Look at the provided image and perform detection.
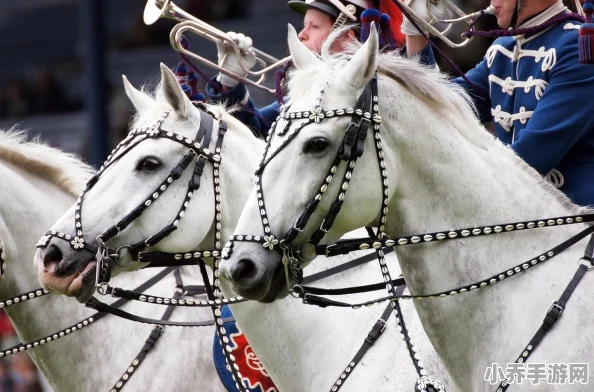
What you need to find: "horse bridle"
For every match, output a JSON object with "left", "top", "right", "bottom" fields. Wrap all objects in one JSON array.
[
  {"left": 223, "top": 76, "right": 380, "bottom": 284},
  {"left": 35, "top": 104, "right": 257, "bottom": 392},
  {"left": 221, "top": 75, "right": 445, "bottom": 392}
]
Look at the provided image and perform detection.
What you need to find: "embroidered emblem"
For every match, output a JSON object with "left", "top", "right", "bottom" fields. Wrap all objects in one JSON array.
[{"left": 229, "top": 329, "right": 278, "bottom": 392}]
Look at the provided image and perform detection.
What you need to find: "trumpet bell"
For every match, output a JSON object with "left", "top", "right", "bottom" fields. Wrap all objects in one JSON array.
[
  {"left": 143, "top": 0, "right": 291, "bottom": 95},
  {"left": 144, "top": 0, "right": 170, "bottom": 25}
]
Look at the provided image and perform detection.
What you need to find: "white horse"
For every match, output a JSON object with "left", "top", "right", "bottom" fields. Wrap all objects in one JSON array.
[
  {"left": 221, "top": 25, "right": 594, "bottom": 391},
  {"left": 0, "top": 130, "right": 227, "bottom": 391},
  {"left": 35, "top": 64, "right": 455, "bottom": 391}
]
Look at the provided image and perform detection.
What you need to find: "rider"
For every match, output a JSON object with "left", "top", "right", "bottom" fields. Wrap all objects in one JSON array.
[
  {"left": 205, "top": 0, "right": 405, "bottom": 139},
  {"left": 402, "top": 0, "right": 594, "bottom": 207}
]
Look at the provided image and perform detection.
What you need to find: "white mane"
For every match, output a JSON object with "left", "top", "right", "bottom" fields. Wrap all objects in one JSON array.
[
  {"left": 286, "top": 30, "right": 588, "bottom": 215},
  {"left": 287, "top": 28, "right": 477, "bottom": 128},
  {"left": 0, "top": 129, "right": 95, "bottom": 196}
]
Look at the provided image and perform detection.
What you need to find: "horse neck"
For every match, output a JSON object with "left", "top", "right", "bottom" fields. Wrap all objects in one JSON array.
[
  {"left": 0, "top": 161, "right": 220, "bottom": 391},
  {"left": 379, "top": 87, "right": 585, "bottom": 287},
  {"left": 379, "top": 84, "right": 590, "bottom": 388}
]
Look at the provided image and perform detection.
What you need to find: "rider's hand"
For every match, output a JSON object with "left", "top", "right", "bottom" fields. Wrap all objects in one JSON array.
[
  {"left": 401, "top": 0, "right": 447, "bottom": 36},
  {"left": 216, "top": 32, "right": 257, "bottom": 88}
]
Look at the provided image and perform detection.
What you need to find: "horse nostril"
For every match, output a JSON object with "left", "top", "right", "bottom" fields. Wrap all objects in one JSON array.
[
  {"left": 43, "top": 244, "right": 63, "bottom": 269},
  {"left": 231, "top": 259, "right": 257, "bottom": 285}
]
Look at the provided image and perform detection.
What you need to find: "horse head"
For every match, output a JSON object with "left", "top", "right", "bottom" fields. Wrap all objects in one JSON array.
[
  {"left": 36, "top": 63, "right": 261, "bottom": 302},
  {"left": 219, "top": 25, "right": 395, "bottom": 302}
]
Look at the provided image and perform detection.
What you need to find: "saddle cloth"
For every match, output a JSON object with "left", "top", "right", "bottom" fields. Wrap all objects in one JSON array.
[{"left": 213, "top": 305, "right": 279, "bottom": 392}]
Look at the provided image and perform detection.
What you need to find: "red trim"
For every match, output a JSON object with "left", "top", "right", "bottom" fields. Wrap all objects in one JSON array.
[{"left": 379, "top": 0, "right": 405, "bottom": 46}]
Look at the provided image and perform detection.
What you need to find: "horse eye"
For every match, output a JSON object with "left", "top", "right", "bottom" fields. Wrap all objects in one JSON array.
[
  {"left": 304, "top": 137, "right": 329, "bottom": 153},
  {"left": 136, "top": 157, "right": 161, "bottom": 172}
]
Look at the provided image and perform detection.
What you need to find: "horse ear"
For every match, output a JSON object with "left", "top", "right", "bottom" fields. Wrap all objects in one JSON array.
[
  {"left": 122, "top": 75, "right": 154, "bottom": 112},
  {"left": 159, "top": 62, "right": 192, "bottom": 119},
  {"left": 287, "top": 24, "right": 321, "bottom": 70},
  {"left": 341, "top": 22, "right": 379, "bottom": 91}
]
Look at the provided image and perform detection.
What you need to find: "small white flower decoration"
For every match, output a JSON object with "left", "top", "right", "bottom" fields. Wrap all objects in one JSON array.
[
  {"left": 147, "top": 124, "right": 161, "bottom": 137},
  {"left": 36, "top": 235, "right": 52, "bottom": 248},
  {"left": 262, "top": 235, "right": 278, "bottom": 250},
  {"left": 309, "top": 106, "right": 325, "bottom": 124},
  {"left": 221, "top": 242, "right": 232, "bottom": 259},
  {"left": 70, "top": 236, "right": 85, "bottom": 250}
]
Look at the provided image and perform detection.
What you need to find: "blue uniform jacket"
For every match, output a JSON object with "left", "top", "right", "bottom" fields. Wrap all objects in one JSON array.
[
  {"left": 205, "top": 46, "right": 435, "bottom": 139},
  {"left": 425, "top": 12, "right": 594, "bottom": 207},
  {"left": 205, "top": 81, "right": 280, "bottom": 139}
]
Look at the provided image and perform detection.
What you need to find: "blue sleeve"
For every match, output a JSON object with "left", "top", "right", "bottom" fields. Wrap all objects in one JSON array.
[
  {"left": 205, "top": 78, "right": 279, "bottom": 139},
  {"left": 451, "top": 58, "right": 492, "bottom": 124},
  {"left": 510, "top": 34, "right": 594, "bottom": 175}
]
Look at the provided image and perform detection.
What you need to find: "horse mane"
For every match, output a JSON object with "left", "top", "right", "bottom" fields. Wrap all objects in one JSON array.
[
  {"left": 286, "top": 29, "right": 590, "bottom": 216},
  {"left": 0, "top": 129, "right": 95, "bottom": 197},
  {"left": 286, "top": 27, "right": 478, "bottom": 128}
]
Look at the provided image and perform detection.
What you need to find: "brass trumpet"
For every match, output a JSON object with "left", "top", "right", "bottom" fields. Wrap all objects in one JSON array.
[
  {"left": 144, "top": 0, "right": 291, "bottom": 94},
  {"left": 399, "top": 0, "right": 495, "bottom": 48}
]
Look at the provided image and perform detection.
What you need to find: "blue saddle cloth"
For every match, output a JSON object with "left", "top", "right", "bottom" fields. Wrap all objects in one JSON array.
[{"left": 213, "top": 305, "right": 278, "bottom": 392}]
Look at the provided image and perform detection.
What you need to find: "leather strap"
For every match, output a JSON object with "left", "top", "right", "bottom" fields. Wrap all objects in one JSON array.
[
  {"left": 497, "top": 234, "right": 594, "bottom": 391},
  {"left": 329, "top": 282, "right": 406, "bottom": 391},
  {"left": 317, "top": 214, "right": 594, "bottom": 258},
  {"left": 301, "top": 247, "right": 394, "bottom": 285}
]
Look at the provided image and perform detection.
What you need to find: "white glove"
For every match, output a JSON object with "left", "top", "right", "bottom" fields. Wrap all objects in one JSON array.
[
  {"left": 216, "top": 32, "right": 257, "bottom": 88},
  {"left": 401, "top": 0, "right": 448, "bottom": 36}
]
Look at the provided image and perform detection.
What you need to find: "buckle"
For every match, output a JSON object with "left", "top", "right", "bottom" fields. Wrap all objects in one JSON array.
[
  {"left": 376, "top": 318, "right": 387, "bottom": 334},
  {"left": 325, "top": 244, "right": 337, "bottom": 257},
  {"left": 292, "top": 218, "right": 304, "bottom": 233},
  {"left": 577, "top": 257, "right": 594, "bottom": 270},
  {"left": 547, "top": 302, "right": 564, "bottom": 321},
  {"left": 366, "top": 319, "right": 387, "bottom": 344},
  {"left": 152, "top": 325, "right": 165, "bottom": 336},
  {"left": 96, "top": 282, "right": 110, "bottom": 296},
  {"left": 173, "top": 284, "right": 186, "bottom": 296}
]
